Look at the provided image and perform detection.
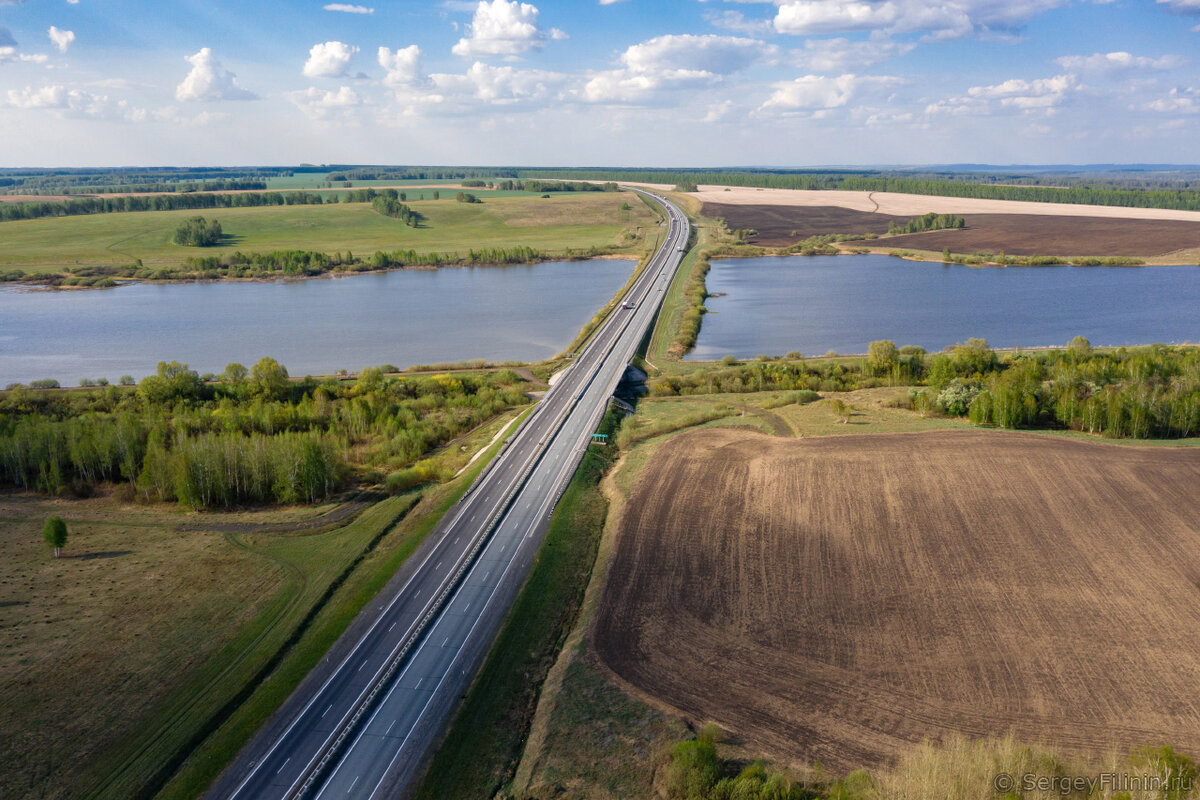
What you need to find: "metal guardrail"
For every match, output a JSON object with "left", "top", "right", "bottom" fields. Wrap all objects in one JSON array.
[{"left": 288, "top": 191, "right": 686, "bottom": 800}]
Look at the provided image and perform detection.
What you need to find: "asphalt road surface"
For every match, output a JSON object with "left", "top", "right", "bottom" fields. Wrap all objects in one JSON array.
[{"left": 207, "top": 189, "right": 689, "bottom": 800}]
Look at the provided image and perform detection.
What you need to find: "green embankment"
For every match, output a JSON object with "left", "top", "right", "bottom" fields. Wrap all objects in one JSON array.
[{"left": 412, "top": 407, "right": 622, "bottom": 800}]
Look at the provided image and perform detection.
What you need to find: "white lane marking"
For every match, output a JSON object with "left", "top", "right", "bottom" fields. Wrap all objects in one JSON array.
[
  {"left": 434, "top": 561, "right": 441, "bottom": 570},
  {"left": 443, "top": 637, "right": 450, "bottom": 647},
  {"left": 276, "top": 757, "right": 291, "bottom": 775},
  {"left": 359, "top": 661, "right": 367, "bottom": 672},
  {"left": 388, "top": 622, "right": 396, "bottom": 632},
  {"left": 321, "top": 704, "right": 332, "bottom": 718},
  {"left": 385, "top": 720, "right": 395, "bottom": 736},
  {"left": 348, "top": 775, "right": 359, "bottom": 793}
]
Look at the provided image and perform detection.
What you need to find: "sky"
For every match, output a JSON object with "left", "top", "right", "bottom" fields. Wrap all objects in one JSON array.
[{"left": 0, "top": 0, "right": 1198, "bottom": 167}]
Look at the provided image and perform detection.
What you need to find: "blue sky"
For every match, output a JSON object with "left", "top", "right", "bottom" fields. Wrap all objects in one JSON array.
[{"left": 1, "top": 0, "right": 1198, "bottom": 167}]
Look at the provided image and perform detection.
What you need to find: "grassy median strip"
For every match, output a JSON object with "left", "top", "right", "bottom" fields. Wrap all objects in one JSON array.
[{"left": 412, "top": 406, "right": 623, "bottom": 800}]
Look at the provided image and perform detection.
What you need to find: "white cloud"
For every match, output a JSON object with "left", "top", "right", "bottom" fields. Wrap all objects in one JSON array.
[
  {"left": 1157, "top": 0, "right": 1200, "bottom": 12},
  {"left": 7, "top": 84, "right": 66, "bottom": 108},
  {"left": 0, "top": 46, "right": 48, "bottom": 64},
  {"left": 928, "top": 72, "right": 1078, "bottom": 115},
  {"left": 435, "top": 61, "right": 567, "bottom": 104},
  {"left": 48, "top": 26, "right": 74, "bottom": 53},
  {"left": 598, "top": 0, "right": 629, "bottom": 4},
  {"left": 773, "top": 0, "right": 1064, "bottom": 41},
  {"left": 378, "top": 45, "right": 428, "bottom": 87},
  {"left": 6, "top": 83, "right": 145, "bottom": 120},
  {"left": 761, "top": 73, "right": 901, "bottom": 110},
  {"left": 452, "top": 0, "right": 550, "bottom": 57},
  {"left": 704, "top": 10, "right": 775, "bottom": 35},
  {"left": 584, "top": 33, "right": 773, "bottom": 103},
  {"left": 287, "top": 85, "right": 364, "bottom": 119},
  {"left": 1053, "top": 51, "right": 1183, "bottom": 73},
  {"left": 1145, "top": 86, "right": 1199, "bottom": 113},
  {"left": 967, "top": 73, "right": 1076, "bottom": 107},
  {"left": 791, "top": 34, "right": 915, "bottom": 71},
  {"left": 303, "top": 41, "right": 359, "bottom": 78},
  {"left": 175, "top": 48, "right": 257, "bottom": 101},
  {"left": 324, "top": 3, "right": 374, "bottom": 12}
]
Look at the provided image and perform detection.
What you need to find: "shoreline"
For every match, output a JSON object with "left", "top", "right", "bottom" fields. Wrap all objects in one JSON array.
[{"left": 1, "top": 253, "right": 642, "bottom": 292}]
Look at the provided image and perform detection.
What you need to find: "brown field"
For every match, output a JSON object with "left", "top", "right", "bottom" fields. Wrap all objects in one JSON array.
[
  {"left": 702, "top": 202, "right": 905, "bottom": 246},
  {"left": 885, "top": 212, "right": 1200, "bottom": 257},
  {"left": 594, "top": 428, "right": 1200, "bottom": 770},
  {"left": 702, "top": 201, "right": 1200, "bottom": 256}
]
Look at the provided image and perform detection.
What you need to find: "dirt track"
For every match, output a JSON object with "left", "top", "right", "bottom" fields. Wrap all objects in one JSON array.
[{"left": 594, "top": 429, "right": 1200, "bottom": 769}]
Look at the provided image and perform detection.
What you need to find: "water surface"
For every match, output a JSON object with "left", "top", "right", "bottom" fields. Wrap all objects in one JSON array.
[
  {"left": 1, "top": 260, "right": 632, "bottom": 385},
  {"left": 690, "top": 255, "right": 1199, "bottom": 360}
]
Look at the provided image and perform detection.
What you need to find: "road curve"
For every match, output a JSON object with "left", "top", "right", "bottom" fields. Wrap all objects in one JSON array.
[{"left": 206, "top": 189, "right": 690, "bottom": 800}]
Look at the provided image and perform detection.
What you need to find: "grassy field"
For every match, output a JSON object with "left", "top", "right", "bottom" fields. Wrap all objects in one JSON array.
[
  {"left": 0, "top": 193, "right": 656, "bottom": 274},
  {"left": 0, "top": 404, "right": 526, "bottom": 800}
]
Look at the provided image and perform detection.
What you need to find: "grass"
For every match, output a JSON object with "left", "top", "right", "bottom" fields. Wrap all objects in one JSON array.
[
  {"left": 0, "top": 193, "right": 656, "bottom": 274},
  {"left": 0, "top": 402, "right": 530, "bottom": 800},
  {"left": 413, "top": 409, "right": 621, "bottom": 800}
]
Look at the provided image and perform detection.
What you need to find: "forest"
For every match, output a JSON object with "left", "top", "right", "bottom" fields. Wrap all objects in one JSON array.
[
  {"left": 0, "top": 190, "right": 332, "bottom": 222},
  {"left": 648, "top": 340, "right": 1200, "bottom": 440},
  {"left": 0, "top": 359, "right": 531, "bottom": 509}
]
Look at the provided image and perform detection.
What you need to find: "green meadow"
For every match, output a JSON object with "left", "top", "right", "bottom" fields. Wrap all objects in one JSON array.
[{"left": 0, "top": 193, "right": 657, "bottom": 274}]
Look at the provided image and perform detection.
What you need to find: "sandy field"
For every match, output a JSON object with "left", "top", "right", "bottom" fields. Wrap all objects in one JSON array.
[
  {"left": 622, "top": 182, "right": 1200, "bottom": 223},
  {"left": 594, "top": 428, "right": 1200, "bottom": 770}
]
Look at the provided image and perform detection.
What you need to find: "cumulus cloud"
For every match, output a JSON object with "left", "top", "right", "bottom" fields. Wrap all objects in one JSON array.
[
  {"left": 287, "top": 85, "right": 364, "bottom": 118},
  {"left": 773, "top": 0, "right": 1065, "bottom": 41},
  {"left": 324, "top": 3, "right": 373, "bottom": 12},
  {"left": 435, "top": 61, "right": 566, "bottom": 104},
  {"left": 1157, "top": 0, "right": 1200, "bottom": 12},
  {"left": 1145, "top": 86, "right": 1199, "bottom": 113},
  {"left": 761, "top": 73, "right": 901, "bottom": 110},
  {"left": 584, "top": 33, "right": 773, "bottom": 103},
  {"left": 175, "top": 48, "right": 257, "bottom": 101},
  {"left": 303, "top": 41, "right": 359, "bottom": 78},
  {"left": 927, "top": 73, "right": 1078, "bottom": 115},
  {"left": 704, "top": 10, "right": 774, "bottom": 35},
  {"left": 6, "top": 83, "right": 145, "bottom": 120},
  {"left": 791, "top": 34, "right": 915, "bottom": 71},
  {"left": 378, "top": 45, "right": 429, "bottom": 87},
  {"left": 48, "top": 26, "right": 74, "bottom": 53},
  {"left": 1053, "top": 51, "right": 1183, "bottom": 73},
  {"left": 452, "top": 0, "right": 552, "bottom": 57}
]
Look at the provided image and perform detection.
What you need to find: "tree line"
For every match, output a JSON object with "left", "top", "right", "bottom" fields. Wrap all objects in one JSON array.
[
  {"left": 0, "top": 358, "right": 531, "bottom": 509},
  {"left": 648, "top": 339, "right": 1200, "bottom": 441},
  {"left": 888, "top": 212, "right": 964, "bottom": 235},
  {"left": 0, "top": 190, "right": 331, "bottom": 222},
  {"left": 371, "top": 196, "right": 421, "bottom": 226}
]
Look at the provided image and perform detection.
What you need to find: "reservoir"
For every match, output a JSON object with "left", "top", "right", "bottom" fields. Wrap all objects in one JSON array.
[
  {"left": 0, "top": 259, "right": 633, "bottom": 386},
  {"left": 689, "top": 254, "right": 1200, "bottom": 360}
]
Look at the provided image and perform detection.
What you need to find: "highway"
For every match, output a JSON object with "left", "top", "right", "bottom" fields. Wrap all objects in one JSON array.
[{"left": 207, "top": 189, "right": 689, "bottom": 800}]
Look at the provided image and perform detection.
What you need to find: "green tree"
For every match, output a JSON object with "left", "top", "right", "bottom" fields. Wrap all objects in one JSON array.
[
  {"left": 138, "top": 361, "right": 201, "bottom": 404},
  {"left": 43, "top": 516, "right": 67, "bottom": 558},
  {"left": 867, "top": 339, "right": 899, "bottom": 377},
  {"left": 221, "top": 362, "right": 248, "bottom": 384},
  {"left": 250, "top": 357, "right": 290, "bottom": 401}
]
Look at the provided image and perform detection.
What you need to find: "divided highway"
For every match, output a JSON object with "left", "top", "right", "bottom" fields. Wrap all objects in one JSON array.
[{"left": 208, "top": 189, "right": 690, "bottom": 800}]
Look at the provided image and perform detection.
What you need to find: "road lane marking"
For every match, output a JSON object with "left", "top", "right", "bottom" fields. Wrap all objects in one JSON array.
[
  {"left": 276, "top": 757, "right": 291, "bottom": 775},
  {"left": 385, "top": 720, "right": 395, "bottom": 736},
  {"left": 348, "top": 775, "right": 359, "bottom": 793},
  {"left": 322, "top": 704, "right": 332, "bottom": 718},
  {"left": 434, "top": 562, "right": 441, "bottom": 570},
  {"left": 388, "top": 622, "right": 396, "bottom": 632}
]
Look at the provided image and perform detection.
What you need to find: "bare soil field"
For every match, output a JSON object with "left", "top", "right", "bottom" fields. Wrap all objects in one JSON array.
[
  {"left": 594, "top": 428, "right": 1200, "bottom": 770},
  {"left": 702, "top": 202, "right": 906, "bottom": 246},
  {"left": 702, "top": 202, "right": 1200, "bottom": 256},
  {"left": 886, "top": 212, "right": 1200, "bottom": 257}
]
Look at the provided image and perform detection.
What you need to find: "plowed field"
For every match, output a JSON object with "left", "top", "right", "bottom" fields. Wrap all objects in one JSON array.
[{"left": 594, "top": 429, "right": 1200, "bottom": 769}]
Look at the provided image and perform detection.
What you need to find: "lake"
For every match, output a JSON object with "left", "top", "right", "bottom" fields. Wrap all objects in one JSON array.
[
  {"left": 0, "top": 260, "right": 633, "bottom": 386},
  {"left": 689, "top": 255, "right": 1200, "bottom": 360}
]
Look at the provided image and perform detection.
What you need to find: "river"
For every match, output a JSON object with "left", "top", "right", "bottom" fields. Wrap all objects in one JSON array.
[
  {"left": 0, "top": 260, "right": 633, "bottom": 385},
  {"left": 689, "top": 254, "right": 1200, "bottom": 360}
]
